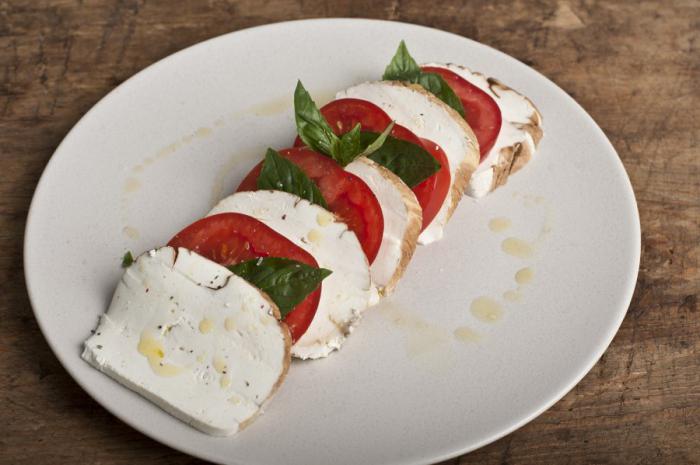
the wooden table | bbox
[1,1,698,463]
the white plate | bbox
[24,19,640,465]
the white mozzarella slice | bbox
[345,157,421,295]
[337,81,479,245]
[208,191,372,360]
[82,247,290,436]
[423,63,543,198]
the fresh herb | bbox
[257,148,328,208]
[228,257,332,318]
[362,133,441,188]
[294,80,393,166]
[415,73,464,117]
[382,41,465,117]
[294,80,340,157]
[121,251,134,268]
[382,40,422,81]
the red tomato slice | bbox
[412,138,451,231]
[237,147,384,264]
[167,212,320,343]
[421,66,502,160]
[302,98,450,231]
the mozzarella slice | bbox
[208,191,372,360]
[337,81,479,245]
[82,247,290,436]
[423,63,543,198]
[345,157,421,295]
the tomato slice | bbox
[411,138,451,231]
[302,98,450,231]
[167,212,320,343]
[237,147,384,264]
[421,66,502,160]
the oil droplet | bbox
[195,127,212,138]
[224,317,235,332]
[488,217,511,232]
[199,318,213,334]
[501,237,534,259]
[316,211,334,227]
[307,229,322,244]
[470,297,503,323]
[248,95,292,117]
[137,331,183,376]
[212,356,227,374]
[156,141,182,158]
[503,290,522,302]
[123,177,141,193]
[379,303,451,359]
[453,326,482,343]
[122,225,140,240]
[220,375,232,389]
[515,267,534,285]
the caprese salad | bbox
[82,42,543,436]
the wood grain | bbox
[1,1,698,464]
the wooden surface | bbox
[1,1,698,463]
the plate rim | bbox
[24,17,641,465]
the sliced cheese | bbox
[337,81,479,245]
[345,157,421,295]
[82,247,290,436]
[209,191,372,359]
[423,63,543,198]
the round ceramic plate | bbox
[25,19,640,465]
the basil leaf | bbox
[294,80,393,167]
[382,40,421,81]
[363,132,441,188]
[228,257,332,318]
[416,73,465,117]
[334,123,361,166]
[382,41,466,117]
[294,80,339,156]
[121,251,134,268]
[257,148,328,208]
[359,121,394,158]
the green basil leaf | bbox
[228,257,332,318]
[363,132,441,188]
[121,251,134,268]
[382,41,466,117]
[382,40,421,81]
[294,80,340,156]
[257,148,328,208]
[335,123,362,166]
[416,73,466,117]
[359,121,394,158]
[294,80,394,166]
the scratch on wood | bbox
[50,35,74,116]
[544,1,585,29]
[387,0,400,20]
